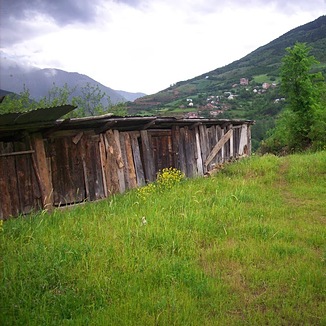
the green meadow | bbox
[1,152,325,325]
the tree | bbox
[0,87,36,113]
[260,43,325,153]
[38,83,75,108]
[280,42,323,150]
[71,83,110,117]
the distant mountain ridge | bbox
[115,90,147,102]
[0,64,146,105]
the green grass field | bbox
[1,152,325,325]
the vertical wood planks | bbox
[238,124,248,155]
[49,136,85,205]
[172,126,181,170]
[114,130,126,193]
[229,124,234,158]
[118,132,128,188]
[0,142,19,219]
[199,125,209,174]
[140,130,155,182]
[81,135,105,201]
[130,132,145,187]
[0,121,252,219]
[204,129,233,167]
[103,130,121,194]
[120,132,137,190]
[14,140,41,214]
[30,133,53,210]
[99,134,108,198]
[247,123,252,155]
[216,125,223,163]
[184,127,196,177]
[195,128,204,176]
[178,127,187,174]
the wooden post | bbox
[215,125,222,163]
[99,134,108,198]
[229,124,234,158]
[247,124,252,155]
[178,127,187,175]
[30,133,53,210]
[199,125,209,174]
[104,130,120,195]
[114,130,126,193]
[184,127,196,177]
[238,124,248,156]
[124,132,137,189]
[130,132,145,187]
[195,128,203,176]
[221,128,225,162]
[172,126,180,170]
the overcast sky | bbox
[0,0,325,94]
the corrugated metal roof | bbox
[0,105,76,127]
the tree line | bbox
[0,82,127,117]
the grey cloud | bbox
[193,0,325,15]
[1,0,101,24]
[0,0,102,46]
[0,0,324,47]
[114,0,144,5]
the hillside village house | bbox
[0,105,254,219]
[240,78,249,86]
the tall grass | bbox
[1,152,325,325]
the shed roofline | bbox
[0,107,254,141]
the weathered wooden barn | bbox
[0,106,254,219]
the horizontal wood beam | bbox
[0,150,35,157]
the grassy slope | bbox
[1,152,325,325]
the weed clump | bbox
[157,167,185,189]
[137,167,185,200]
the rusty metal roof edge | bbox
[58,115,254,125]
[0,111,255,137]
[0,105,77,128]
[0,104,76,116]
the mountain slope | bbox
[130,15,326,113]
[116,90,146,102]
[0,63,147,105]
[128,16,326,150]
[0,67,126,104]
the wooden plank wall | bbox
[0,140,42,219]
[0,123,251,219]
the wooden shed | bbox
[0,106,254,219]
